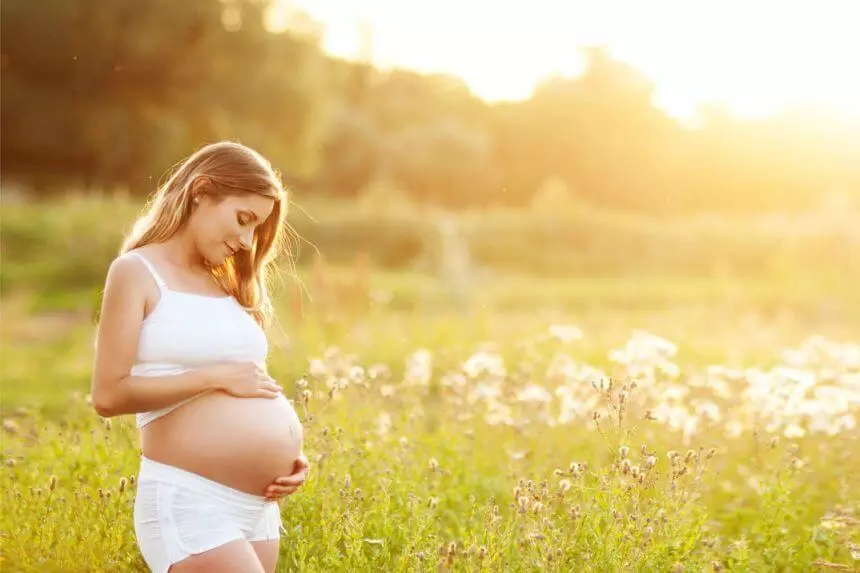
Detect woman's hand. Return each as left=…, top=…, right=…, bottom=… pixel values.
left=202, top=362, right=282, bottom=399
left=265, top=454, right=310, bottom=502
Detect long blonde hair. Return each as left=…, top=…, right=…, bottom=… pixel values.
left=122, top=141, right=292, bottom=327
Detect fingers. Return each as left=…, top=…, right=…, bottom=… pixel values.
left=254, top=365, right=275, bottom=382
left=265, top=484, right=299, bottom=501
left=256, top=380, right=282, bottom=398
left=275, top=470, right=308, bottom=486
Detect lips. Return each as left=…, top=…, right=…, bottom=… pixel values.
left=224, top=243, right=237, bottom=257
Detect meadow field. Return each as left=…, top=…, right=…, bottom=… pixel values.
left=1, top=196, right=859, bottom=572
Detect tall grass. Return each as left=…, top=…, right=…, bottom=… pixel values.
left=1, top=324, right=858, bottom=571
left=1, top=195, right=858, bottom=571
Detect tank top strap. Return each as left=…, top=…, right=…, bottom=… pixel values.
left=125, top=251, right=167, bottom=290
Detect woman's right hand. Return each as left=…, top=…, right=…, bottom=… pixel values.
left=202, top=362, right=282, bottom=399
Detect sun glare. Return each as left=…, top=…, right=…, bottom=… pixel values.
left=276, top=0, right=860, bottom=124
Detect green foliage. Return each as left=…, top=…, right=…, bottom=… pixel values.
left=2, top=196, right=858, bottom=307
left=1, top=0, right=331, bottom=191
left=2, top=310, right=858, bottom=571
left=3, top=1, right=859, bottom=213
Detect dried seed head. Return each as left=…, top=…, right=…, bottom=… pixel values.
left=119, top=477, right=127, bottom=494
left=344, top=473, right=351, bottom=488
left=711, top=561, right=723, bottom=572
left=641, top=444, right=648, bottom=456
left=707, top=448, right=716, bottom=459
left=428, top=497, right=439, bottom=509
left=479, top=546, right=487, bottom=559
left=620, top=446, right=630, bottom=459
left=5, top=459, right=16, bottom=468
left=645, top=455, right=657, bottom=469
left=518, top=496, right=529, bottom=512
left=49, top=475, right=58, bottom=491
left=621, top=459, right=632, bottom=475
left=429, top=458, right=439, bottom=472
left=416, top=551, right=425, bottom=561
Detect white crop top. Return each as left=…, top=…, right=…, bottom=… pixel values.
left=123, top=251, right=269, bottom=428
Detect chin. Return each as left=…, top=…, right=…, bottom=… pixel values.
left=201, top=252, right=226, bottom=267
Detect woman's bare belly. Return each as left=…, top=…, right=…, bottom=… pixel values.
left=140, top=390, right=304, bottom=496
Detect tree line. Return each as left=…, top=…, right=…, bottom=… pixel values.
left=3, top=0, right=859, bottom=215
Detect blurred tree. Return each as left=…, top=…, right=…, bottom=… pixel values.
left=490, top=46, right=679, bottom=212
left=387, top=120, right=500, bottom=207
left=2, top=2, right=858, bottom=215
left=1, top=0, right=332, bottom=193
left=317, top=105, right=384, bottom=197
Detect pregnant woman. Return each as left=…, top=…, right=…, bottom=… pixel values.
left=90, top=141, right=308, bottom=573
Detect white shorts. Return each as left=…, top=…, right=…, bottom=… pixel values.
left=133, top=456, right=284, bottom=573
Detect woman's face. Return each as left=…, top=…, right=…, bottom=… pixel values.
left=189, top=192, right=275, bottom=265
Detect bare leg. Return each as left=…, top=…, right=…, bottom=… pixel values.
left=251, top=539, right=280, bottom=573
left=168, top=539, right=264, bottom=573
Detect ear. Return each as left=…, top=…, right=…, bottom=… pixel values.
left=190, top=176, right=213, bottom=205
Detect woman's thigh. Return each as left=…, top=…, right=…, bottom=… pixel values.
left=169, top=539, right=264, bottom=573
left=251, top=539, right=280, bottom=573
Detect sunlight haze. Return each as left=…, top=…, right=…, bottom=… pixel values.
left=274, top=0, right=860, bottom=123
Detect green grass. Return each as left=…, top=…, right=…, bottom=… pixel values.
left=2, top=281, right=859, bottom=571
left=1, top=196, right=859, bottom=571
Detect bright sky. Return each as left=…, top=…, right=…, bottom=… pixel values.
left=271, top=0, right=860, bottom=123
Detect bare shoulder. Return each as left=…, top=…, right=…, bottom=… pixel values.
left=100, top=253, right=160, bottom=311
left=104, top=253, right=148, bottom=290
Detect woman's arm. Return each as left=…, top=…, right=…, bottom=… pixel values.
left=90, top=256, right=220, bottom=418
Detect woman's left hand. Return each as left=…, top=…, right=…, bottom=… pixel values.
left=264, top=454, right=310, bottom=502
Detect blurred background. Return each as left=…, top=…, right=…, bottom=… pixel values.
left=2, top=0, right=860, bottom=333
